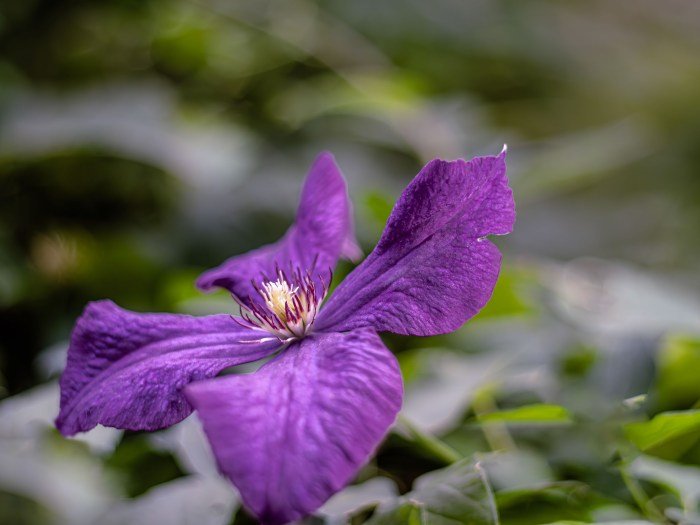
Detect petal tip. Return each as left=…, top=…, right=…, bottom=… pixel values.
left=195, top=270, right=219, bottom=293
left=182, top=378, right=208, bottom=406
left=316, top=149, right=335, bottom=159
left=312, top=150, right=338, bottom=168
left=341, top=237, right=363, bottom=263
left=83, top=298, right=117, bottom=315
left=54, top=415, right=74, bottom=436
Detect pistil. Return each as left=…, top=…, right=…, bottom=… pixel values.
left=232, top=265, right=331, bottom=342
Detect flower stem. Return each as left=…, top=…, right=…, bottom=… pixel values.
left=472, top=388, right=517, bottom=452
left=618, top=457, right=666, bottom=523
left=397, top=415, right=462, bottom=465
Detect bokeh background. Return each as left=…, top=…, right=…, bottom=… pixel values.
left=2, top=1, right=700, bottom=524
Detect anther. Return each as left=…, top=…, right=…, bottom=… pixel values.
left=231, top=261, right=330, bottom=342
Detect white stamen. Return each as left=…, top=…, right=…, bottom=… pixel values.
left=233, top=266, right=331, bottom=342
left=261, top=279, right=298, bottom=321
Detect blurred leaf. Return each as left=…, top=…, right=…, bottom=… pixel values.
left=0, top=84, right=250, bottom=188
left=76, top=234, right=165, bottom=310
left=319, top=477, right=398, bottom=524
left=149, top=415, right=219, bottom=477
left=106, top=434, right=186, bottom=498
left=628, top=455, right=700, bottom=513
left=97, top=475, right=237, bottom=525
left=395, top=416, right=462, bottom=465
left=0, top=432, right=119, bottom=525
left=152, top=23, right=209, bottom=78
left=267, top=72, right=422, bottom=129
left=160, top=269, right=209, bottom=309
left=655, top=333, right=700, bottom=410
left=473, top=265, right=537, bottom=321
left=477, top=404, right=572, bottom=425
left=546, top=260, right=700, bottom=337
left=0, top=152, right=175, bottom=236
left=480, top=450, right=554, bottom=492
left=496, top=482, right=596, bottom=525
left=516, top=119, right=657, bottom=201
left=368, top=503, right=422, bottom=525
left=625, top=410, right=700, bottom=460
left=0, top=381, right=121, bottom=455
left=0, top=229, right=27, bottom=308
left=0, top=490, right=52, bottom=525
left=622, top=395, right=648, bottom=411
left=540, top=522, right=653, bottom=525
left=363, top=191, right=394, bottom=230
left=559, top=345, right=598, bottom=378
left=400, top=348, right=514, bottom=434
left=397, top=347, right=424, bottom=385
left=5, top=2, right=700, bottom=524
left=368, top=459, right=498, bottom=525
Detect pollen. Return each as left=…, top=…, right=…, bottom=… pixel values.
left=261, top=279, right=298, bottom=322
left=232, top=265, right=331, bottom=342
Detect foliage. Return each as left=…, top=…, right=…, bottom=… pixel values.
left=1, top=0, right=700, bottom=524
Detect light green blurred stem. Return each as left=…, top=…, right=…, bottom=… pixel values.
left=397, top=415, right=462, bottom=465
left=472, top=390, right=517, bottom=452
left=619, top=463, right=667, bottom=523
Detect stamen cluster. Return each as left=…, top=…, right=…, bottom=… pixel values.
left=233, top=265, right=331, bottom=342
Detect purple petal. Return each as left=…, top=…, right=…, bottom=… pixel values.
left=56, top=300, right=280, bottom=436
left=185, top=330, right=403, bottom=525
left=196, top=152, right=360, bottom=300
left=316, top=150, right=515, bottom=336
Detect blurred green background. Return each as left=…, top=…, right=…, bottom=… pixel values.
left=1, top=1, right=700, bottom=524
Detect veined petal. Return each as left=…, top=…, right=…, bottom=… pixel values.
left=316, top=150, right=515, bottom=336
left=196, top=152, right=360, bottom=301
left=185, top=330, right=403, bottom=525
left=56, top=300, right=280, bottom=436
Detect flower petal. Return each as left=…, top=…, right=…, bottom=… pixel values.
left=56, top=300, right=280, bottom=436
left=196, top=152, right=360, bottom=300
left=316, top=150, right=515, bottom=336
left=185, top=330, right=403, bottom=525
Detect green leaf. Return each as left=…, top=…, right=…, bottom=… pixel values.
left=624, top=410, right=700, bottom=459
left=472, top=265, right=537, bottom=321
left=367, top=459, right=498, bottom=525
left=480, top=450, right=555, bottom=491
left=539, top=522, right=653, bottom=525
left=368, top=502, right=423, bottom=525
left=628, top=455, right=700, bottom=513
left=477, top=404, right=572, bottom=425
left=496, top=482, right=596, bottom=525
left=363, top=191, right=394, bottom=230
left=656, top=333, right=700, bottom=409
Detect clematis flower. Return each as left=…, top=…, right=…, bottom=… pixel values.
left=56, top=150, right=515, bottom=525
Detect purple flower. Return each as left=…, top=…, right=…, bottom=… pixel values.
left=56, top=150, right=515, bottom=524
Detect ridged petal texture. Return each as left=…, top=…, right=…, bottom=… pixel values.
left=196, top=152, right=360, bottom=303
left=186, top=330, right=403, bottom=525
left=316, top=151, right=515, bottom=336
left=56, top=300, right=280, bottom=435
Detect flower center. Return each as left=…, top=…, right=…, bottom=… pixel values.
left=233, top=265, right=330, bottom=342
left=261, top=279, right=298, bottom=322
